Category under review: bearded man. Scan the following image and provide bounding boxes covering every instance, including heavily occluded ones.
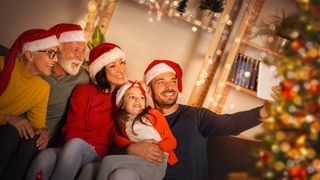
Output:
[44,23,90,146]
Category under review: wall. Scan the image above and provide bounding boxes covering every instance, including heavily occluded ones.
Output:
[104,0,214,104]
[0,0,87,46]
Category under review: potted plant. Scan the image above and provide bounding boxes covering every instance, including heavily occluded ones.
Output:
[254,9,293,53]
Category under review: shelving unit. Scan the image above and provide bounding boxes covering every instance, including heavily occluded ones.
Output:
[241,39,283,58]
[207,0,266,113]
[224,81,257,96]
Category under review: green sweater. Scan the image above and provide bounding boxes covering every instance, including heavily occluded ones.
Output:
[43,67,90,146]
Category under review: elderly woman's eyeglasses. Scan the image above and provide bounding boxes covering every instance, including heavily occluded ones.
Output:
[37,49,60,59]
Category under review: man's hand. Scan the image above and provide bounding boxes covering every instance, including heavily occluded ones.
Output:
[260,85,281,119]
[259,103,269,119]
[127,139,164,165]
[270,85,281,101]
[36,128,49,150]
[6,115,35,139]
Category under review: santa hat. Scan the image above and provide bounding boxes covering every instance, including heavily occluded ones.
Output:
[88,43,125,82]
[144,60,183,92]
[116,80,150,108]
[49,23,86,43]
[0,29,59,95]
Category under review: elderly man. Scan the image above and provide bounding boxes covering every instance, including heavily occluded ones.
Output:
[104,59,269,180]
[25,23,90,180]
[44,23,90,146]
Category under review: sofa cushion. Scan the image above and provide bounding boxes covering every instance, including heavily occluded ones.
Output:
[207,136,261,180]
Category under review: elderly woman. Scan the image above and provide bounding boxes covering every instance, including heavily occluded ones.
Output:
[0,29,59,180]
[38,43,127,180]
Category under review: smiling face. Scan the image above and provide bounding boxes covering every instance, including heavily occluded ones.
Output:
[105,58,126,91]
[28,46,59,76]
[58,42,86,75]
[149,72,179,110]
[123,86,146,116]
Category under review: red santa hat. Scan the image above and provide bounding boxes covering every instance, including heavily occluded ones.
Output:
[49,23,86,43]
[88,43,125,82]
[144,60,183,92]
[0,29,59,95]
[115,80,150,108]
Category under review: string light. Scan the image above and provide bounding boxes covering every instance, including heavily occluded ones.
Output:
[192,26,198,32]
[132,0,222,33]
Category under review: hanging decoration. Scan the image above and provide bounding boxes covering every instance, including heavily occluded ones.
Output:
[176,0,188,13]
[176,0,226,13]
[133,0,224,33]
[87,26,105,50]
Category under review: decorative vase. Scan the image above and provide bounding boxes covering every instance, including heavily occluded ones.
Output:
[267,35,290,53]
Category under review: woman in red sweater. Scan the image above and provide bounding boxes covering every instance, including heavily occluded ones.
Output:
[96,80,177,180]
[47,43,127,180]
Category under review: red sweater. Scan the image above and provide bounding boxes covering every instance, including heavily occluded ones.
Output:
[114,109,178,165]
[62,84,116,159]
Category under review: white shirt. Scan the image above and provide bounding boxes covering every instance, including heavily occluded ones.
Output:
[125,115,162,142]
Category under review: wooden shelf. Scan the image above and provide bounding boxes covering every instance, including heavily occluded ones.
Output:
[225,81,257,97]
[241,39,283,58]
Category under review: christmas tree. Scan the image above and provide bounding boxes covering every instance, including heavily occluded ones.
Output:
[255,0,320,179]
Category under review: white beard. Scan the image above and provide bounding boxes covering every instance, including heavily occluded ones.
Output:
[58,59,83,75]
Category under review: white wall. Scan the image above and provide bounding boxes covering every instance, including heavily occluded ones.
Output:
[105,0,213,104]
[0,0,88,46]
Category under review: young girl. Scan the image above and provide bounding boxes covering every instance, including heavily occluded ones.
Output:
[97,80,178,180]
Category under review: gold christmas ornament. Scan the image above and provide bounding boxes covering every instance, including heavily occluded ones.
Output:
[308,47,318,58]
[274,161,285,171]
[293,96,303,106]
[271,144,280,153]
[287,148,300,158]
[280,141,291,152]
[276,131,286,141]
[309,132,318,141]
[306,148,316,159]
[296,135,306,145]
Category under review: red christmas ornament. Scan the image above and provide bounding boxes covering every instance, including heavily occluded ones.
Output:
[283,79,294,88]
[288,166,307,180]
[291,40,304,51]
[311,5,320,17]
[260,150,272,165]
[308,103,320,114]
[282,88,295,99]
[310,82,319,93]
